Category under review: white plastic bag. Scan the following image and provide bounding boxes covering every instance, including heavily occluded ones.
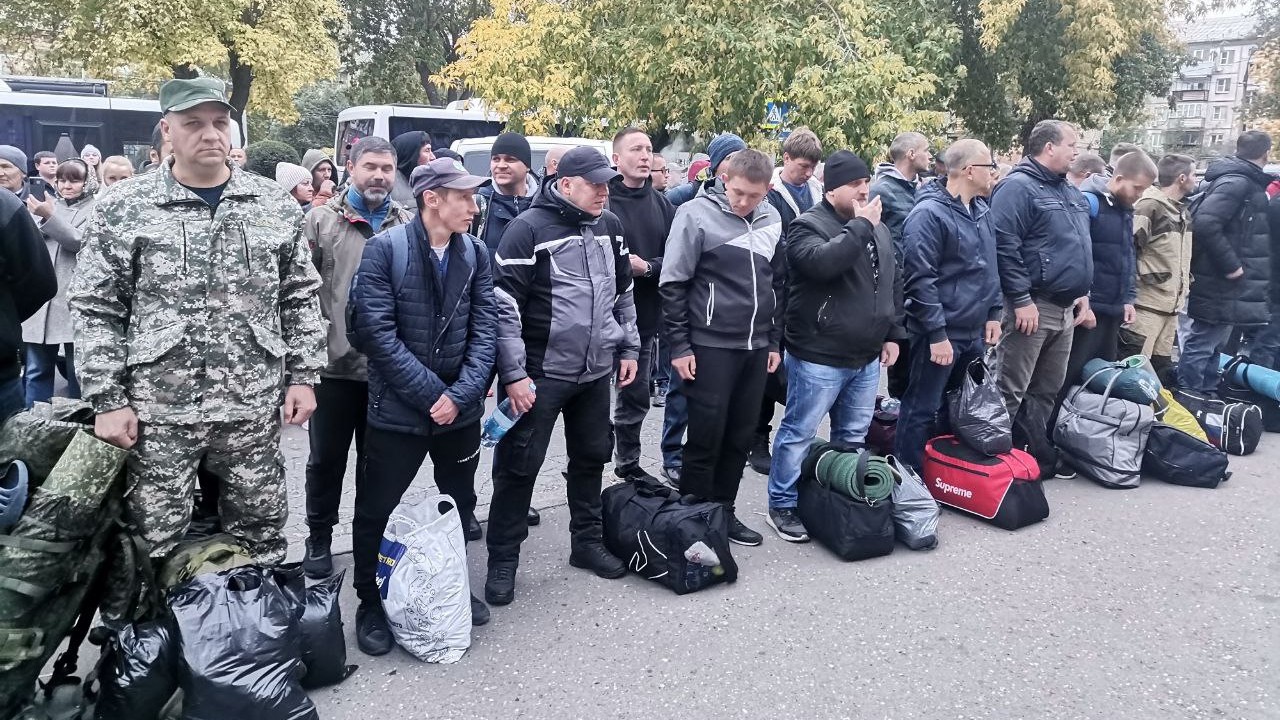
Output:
[376,494,471,663]
[886,456,940,550]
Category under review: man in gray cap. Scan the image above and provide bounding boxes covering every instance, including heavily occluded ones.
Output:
[347,156,498,654]
[69,77,325,564]
[485,146,640,606]
[0,146,29,198]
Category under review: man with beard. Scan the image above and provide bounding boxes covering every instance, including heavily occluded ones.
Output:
[299,135,413,577]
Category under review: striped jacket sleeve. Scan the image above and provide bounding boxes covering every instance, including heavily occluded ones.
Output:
[493,217,537,384]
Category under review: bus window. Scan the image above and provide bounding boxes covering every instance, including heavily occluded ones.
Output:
[387,117,504,151]
[335,118,375,167]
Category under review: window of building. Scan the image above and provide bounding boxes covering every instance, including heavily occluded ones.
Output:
[1215,77,1232,93]
[1211,106,1226,120]
[1220,49,1237,64]
[1209,133,1224,145]
[1192,49,1205,60]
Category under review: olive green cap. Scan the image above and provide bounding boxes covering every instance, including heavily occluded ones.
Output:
[159,77,233,114]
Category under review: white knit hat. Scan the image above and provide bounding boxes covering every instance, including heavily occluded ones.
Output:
[274,162,310,193]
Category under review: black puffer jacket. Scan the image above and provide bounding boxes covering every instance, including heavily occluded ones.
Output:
[1187,157,1275,326]
[0,189,57,383]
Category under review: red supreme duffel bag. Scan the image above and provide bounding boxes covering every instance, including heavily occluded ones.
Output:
[921,436,1049,530]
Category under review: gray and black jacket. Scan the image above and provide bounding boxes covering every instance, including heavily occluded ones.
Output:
[660,183,784,357]
[493,178,640,385]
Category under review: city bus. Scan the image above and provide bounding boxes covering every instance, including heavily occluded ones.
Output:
[333,103,505,169]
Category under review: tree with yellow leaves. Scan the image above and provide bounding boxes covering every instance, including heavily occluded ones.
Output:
[1,0,341,140]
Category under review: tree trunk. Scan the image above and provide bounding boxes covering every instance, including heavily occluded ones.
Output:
[227,51,253,148]
[171,64,199,79]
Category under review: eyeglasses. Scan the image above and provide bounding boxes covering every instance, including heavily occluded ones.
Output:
[966,162,1000,171]
[652,168,671,175]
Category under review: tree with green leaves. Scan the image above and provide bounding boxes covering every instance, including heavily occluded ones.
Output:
[0,0,342,141]
[1246,0,1280,129]
[341,0,489,105]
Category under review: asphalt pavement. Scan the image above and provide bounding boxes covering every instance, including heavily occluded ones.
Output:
[280,396,1279,720]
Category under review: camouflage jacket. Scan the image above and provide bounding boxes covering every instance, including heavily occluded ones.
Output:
[68,159,325,424]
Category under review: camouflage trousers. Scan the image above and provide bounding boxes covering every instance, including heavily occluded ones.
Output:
[126,410,287,563]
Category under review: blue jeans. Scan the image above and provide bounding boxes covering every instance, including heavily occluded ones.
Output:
[24,342,79,407]
[1177,317,1234,393]
[659,341,687,469]
[767,355,879,508]
[0,376,23,422]
[895,335,986,470]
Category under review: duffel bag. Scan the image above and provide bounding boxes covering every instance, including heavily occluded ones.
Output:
[797,476,894,561]
[922,435,1048,530]
[1082,355,1161,405]
[1155,389,1209,442]
[1174,388,1263,456]
[1142,424,1231,489]
[864,397,898,456]
[602,477,737,594]
[1220,356,1280,432]
[1053,367,1155,489]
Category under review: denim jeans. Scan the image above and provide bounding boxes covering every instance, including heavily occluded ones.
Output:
[767,355,880,508]
[894,335,986,470]
[0,376,23,422]
[24,342,79,407]
[1177,317,1234,393]
[659,341,688,469]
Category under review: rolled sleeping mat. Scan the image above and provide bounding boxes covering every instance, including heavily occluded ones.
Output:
[1220,353,1280,402]
[1082,355,1162,405]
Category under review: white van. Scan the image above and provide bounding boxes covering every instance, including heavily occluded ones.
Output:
[334,104,505,169]
[452,136,612,178]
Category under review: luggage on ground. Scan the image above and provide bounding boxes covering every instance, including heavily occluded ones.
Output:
[170,565,318,720]
[885,455,939,550]
[1142,424,1231,489]
[865,396,899,455]
[1082,355,1162,405]
[796,441,895,561]
[1174,388,1263,456]
[1220,356,1280,432]
[94,617,180,719]
[1219,352,1280,402]
[948,352,1013,455]
[922,436,1048,530]
[602,476,738,594]
[1155,389,1208,442]
[377,494,472,663]
[1053,370,1155,489]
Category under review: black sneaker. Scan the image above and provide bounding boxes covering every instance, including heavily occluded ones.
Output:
[470,593,490,626]
[614,464,658,482]
[728,513,764,546]
[747,433,772,475]
[1052,459,1077,479]
[355,600,394,656]
[568,542,627,579]
[302,535,332,579]
[526,506,541,526]
[464,512,483,542]
[485,562,517,605]
[765,507,809,543]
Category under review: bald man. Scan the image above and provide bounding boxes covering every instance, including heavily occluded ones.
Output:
[895,139,1003,470]
[543,146,568,179]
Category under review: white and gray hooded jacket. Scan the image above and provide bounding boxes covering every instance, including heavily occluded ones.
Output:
[493,180,640,385]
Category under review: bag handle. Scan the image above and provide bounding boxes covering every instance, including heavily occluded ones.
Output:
[1072,363,1124,405]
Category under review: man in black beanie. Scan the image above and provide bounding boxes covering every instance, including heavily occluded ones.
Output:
[473,132,538,259]
[764,150,905,543]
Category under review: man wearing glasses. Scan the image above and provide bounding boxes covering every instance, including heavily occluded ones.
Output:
[895,139,1004,470]
[650,155,671,192]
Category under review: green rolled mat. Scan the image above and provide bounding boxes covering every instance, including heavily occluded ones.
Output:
[811,442,895,503]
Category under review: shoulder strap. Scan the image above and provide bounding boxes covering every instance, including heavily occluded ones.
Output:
[1085,192,1100,219]
[387,224,410,296]
[462,233,478,268]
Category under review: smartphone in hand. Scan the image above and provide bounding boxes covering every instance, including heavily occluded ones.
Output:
[26,178,47,201]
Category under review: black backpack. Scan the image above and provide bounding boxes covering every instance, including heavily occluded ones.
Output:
[1142,424,1231,488]
[601,477,738,594]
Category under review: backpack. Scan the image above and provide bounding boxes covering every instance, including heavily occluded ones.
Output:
[345,226,478,353]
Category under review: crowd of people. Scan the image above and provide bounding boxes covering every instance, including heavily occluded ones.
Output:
[1,76,1278,662]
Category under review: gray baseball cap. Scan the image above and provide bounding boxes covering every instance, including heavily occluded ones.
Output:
[410,157,491,196]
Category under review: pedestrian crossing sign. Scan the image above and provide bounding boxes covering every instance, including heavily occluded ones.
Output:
[762,99,788,129]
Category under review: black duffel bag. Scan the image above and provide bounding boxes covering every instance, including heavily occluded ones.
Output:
[1142,424,1231,489]
[1219,356,1280,432]
[602,477,738,594]
[796,444,894,561]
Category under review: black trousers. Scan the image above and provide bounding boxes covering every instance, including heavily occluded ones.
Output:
[352,422,480,602]
[681,346,769,510]
[614,332,655,470]
[1052,313,1122,427]
[305,378,368,537]
[487,375,612,565]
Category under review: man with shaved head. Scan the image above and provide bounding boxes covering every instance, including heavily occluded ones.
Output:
[1067,152,1106,188]
[543,145,568,179]
[895,138,1003,470]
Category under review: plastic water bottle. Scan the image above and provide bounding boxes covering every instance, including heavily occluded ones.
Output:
[480,382,535,448]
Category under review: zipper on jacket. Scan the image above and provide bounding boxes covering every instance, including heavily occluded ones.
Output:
[434,263,475,350]
[239,225,251,270]
[817,297,830,325]
[706,282,716,326]
[179,222,189,274]
[745,216,757,349]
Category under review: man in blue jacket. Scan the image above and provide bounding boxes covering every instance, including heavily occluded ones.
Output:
[895,139,1003,471]
[990,120,1093,472]
[348,157,498,655]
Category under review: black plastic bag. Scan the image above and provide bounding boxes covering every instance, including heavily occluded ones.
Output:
[270,563,355,688]
[948,353,1013,455]
[95,619,180,720]
[169,565,317,720]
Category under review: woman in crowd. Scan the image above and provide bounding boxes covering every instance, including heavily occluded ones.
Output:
[22,159,96,405]
[99,156,135,187]
[389,130,433,205]
[80,144,102,193]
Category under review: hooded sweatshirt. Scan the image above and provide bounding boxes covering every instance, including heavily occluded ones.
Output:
[608,176,675,337]
[660,182,784,357]
[473,173,540,258]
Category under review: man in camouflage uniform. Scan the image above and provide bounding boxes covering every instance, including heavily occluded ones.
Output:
[68,78,325,563]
